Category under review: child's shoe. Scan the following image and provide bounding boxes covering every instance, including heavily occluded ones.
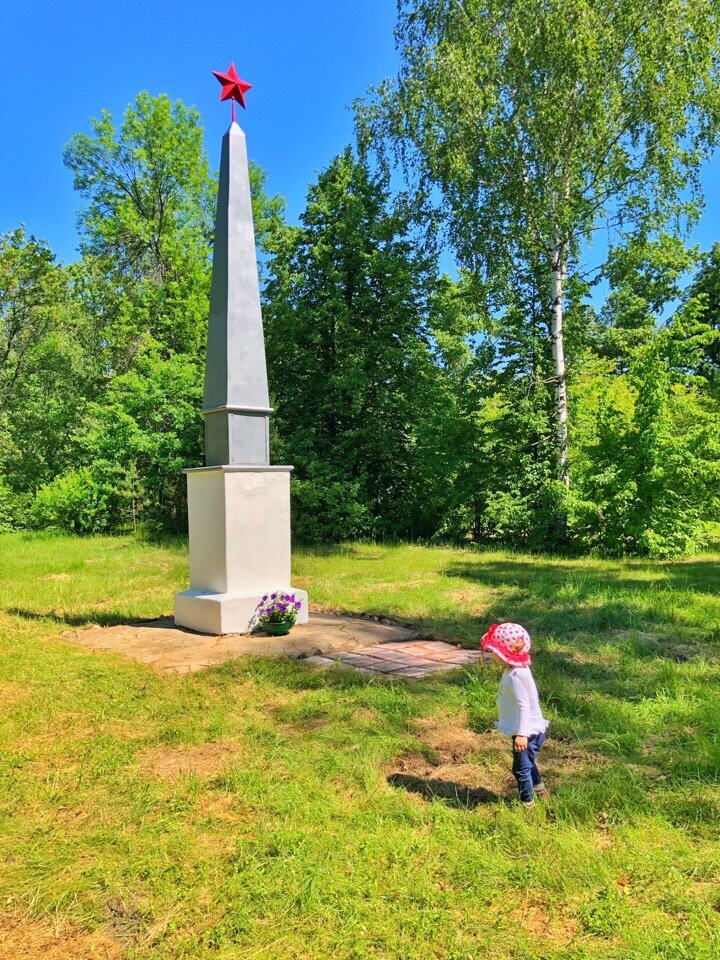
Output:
[535,783,549,799]
[521,799,536,810]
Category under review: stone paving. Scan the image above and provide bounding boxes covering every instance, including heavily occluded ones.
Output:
[305,640,481,678]
[64,614,420,674]
[64,615,479,679]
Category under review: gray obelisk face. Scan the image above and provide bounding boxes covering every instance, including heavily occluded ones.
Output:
[203,122,271,466]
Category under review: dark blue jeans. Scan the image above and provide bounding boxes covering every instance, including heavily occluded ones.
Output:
[512,732,546,802]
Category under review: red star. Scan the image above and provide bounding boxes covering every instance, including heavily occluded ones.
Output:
[212,63,252,110]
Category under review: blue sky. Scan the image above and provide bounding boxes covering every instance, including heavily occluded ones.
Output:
[0,0,718,272]
[0,0,398,263]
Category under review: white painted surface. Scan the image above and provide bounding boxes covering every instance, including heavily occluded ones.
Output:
[186,469,228,592]
[174,466,307,635]
[175,587,309,636]
[224,470,291,592]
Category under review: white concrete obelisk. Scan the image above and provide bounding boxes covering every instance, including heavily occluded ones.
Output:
[174,119,308,635]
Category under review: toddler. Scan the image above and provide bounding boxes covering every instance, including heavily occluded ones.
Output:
[481,622,549,809]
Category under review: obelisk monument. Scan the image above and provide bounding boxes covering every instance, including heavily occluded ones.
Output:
[174,65,308,635]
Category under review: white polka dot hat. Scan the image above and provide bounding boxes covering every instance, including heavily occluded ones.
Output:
[480,622,532,667]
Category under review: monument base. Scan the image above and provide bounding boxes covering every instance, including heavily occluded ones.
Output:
[173,464,308,636]
[174,587,309,636]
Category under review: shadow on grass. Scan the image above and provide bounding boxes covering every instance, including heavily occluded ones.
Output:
[296,543,389,559]
[6,607,170,629]
[387,773,503,809]
[442,556,720,641]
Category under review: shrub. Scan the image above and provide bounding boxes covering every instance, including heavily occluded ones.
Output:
[0,479,28,532]
[291,471,372,543]
[30,468,120,535]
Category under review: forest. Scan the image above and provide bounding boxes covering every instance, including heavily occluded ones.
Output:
[2,1,720,557]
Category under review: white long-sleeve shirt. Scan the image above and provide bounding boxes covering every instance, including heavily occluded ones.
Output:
[495,667,549,737]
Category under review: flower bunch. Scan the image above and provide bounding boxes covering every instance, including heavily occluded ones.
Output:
[255,591,302,625]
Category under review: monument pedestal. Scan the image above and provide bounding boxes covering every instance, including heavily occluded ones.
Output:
[174,465,308,635]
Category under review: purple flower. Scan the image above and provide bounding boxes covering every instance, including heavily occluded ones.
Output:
[295,601,302,609]
[271,592,277,600]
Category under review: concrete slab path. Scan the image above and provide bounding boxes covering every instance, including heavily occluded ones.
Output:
[305,640,481,679]
[64,614,421,674]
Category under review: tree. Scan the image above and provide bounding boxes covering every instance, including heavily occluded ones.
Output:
[264,148,443,540]
[570,328,720,556]
[359,0,720,487]
[0,231,102,495]
[80,351,204,533]
[64,92,287,369]
[64,92,215,367]
[569,235,720,555]
[1,229,66,414]
[596,233,701,369]
[685,241,720,387]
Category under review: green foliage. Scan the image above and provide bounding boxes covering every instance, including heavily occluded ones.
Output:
[0,480,27,533]
[571,328,720,557]
[363,0,720,269]
[359,0,720,487]
[685,241,720,386]
[0,231,103,495]
[291,468,372,543]
[265,147,446,539]
[3,79,720,555]
[599,234,702,365]
[83,350,204,533]
[30,467,120,534]
[0,228,65,413]
[580,886,624,937]
[44,93,287,535]
[64,92,214,366]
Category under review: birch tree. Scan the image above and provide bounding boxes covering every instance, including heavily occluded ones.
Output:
[358,0,720,486]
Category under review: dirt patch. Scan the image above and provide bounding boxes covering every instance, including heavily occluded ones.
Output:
[414,713,485,763]
[389,748,505,795]
[506,902,578,946]
[364,579,430,591]
[540,740,609,785]
[0,682,32,708]
[593,829,615,850]
[193,793,246,855]
[353,707,380,724]
[138,740,240,780]
[40,573,71,582]
[388,713,608,804]
[197,791,239,821]
[388,770,501,807]
[450,589,489,614]
[104,897,146,947]
[0,913,122,960]
[389,713,509,803]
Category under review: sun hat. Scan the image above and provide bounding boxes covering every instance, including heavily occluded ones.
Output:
[480,622,532,668]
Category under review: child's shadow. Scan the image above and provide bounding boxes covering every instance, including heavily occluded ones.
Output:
[387,773,503,809]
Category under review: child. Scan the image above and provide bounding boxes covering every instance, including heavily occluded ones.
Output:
[481,622,549,809]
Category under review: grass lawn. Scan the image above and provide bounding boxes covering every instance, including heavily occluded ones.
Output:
[1,532,719,958]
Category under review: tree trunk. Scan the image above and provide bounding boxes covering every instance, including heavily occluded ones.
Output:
[550,245,570,488]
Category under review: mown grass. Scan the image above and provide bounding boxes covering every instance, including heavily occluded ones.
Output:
[1,532,719,958]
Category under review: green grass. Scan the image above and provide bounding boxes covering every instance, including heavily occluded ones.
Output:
[1,532,720,958]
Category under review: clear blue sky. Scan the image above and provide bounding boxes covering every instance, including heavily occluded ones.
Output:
[0,0,718,270]
[0,0,398,263]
